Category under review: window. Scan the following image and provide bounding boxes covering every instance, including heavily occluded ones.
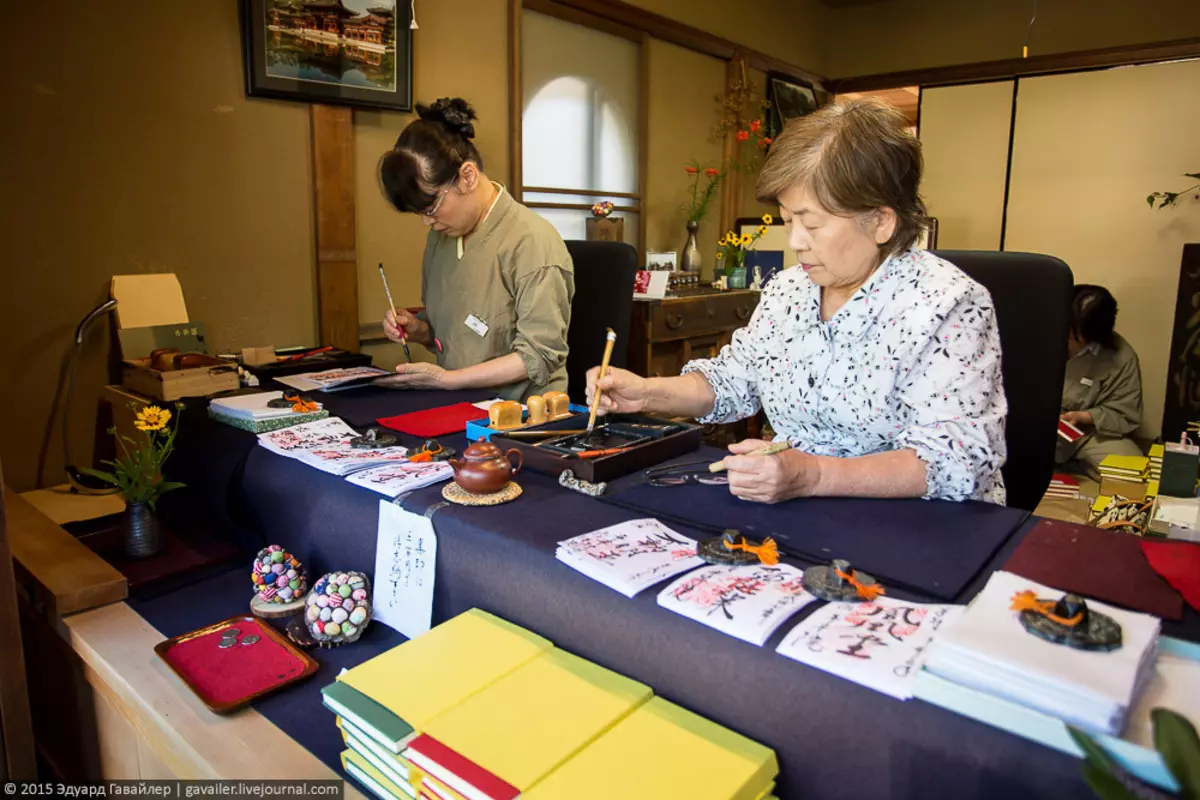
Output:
[520,10,641,250]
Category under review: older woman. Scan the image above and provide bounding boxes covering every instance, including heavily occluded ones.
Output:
[588,98,1007,504]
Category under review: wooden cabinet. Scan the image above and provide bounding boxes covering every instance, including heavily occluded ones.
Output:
[627,288,760,378]
[627,288,761,445]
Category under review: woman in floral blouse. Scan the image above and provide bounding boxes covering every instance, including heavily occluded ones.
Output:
[588,98,1007,505]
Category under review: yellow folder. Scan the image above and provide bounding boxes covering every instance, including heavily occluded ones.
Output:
[522,697,778,800]
[422,648,652,791]
[339,609,552,734]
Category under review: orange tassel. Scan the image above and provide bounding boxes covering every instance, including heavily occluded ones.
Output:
[834,567,885,601]
[1009,590,1083,627]
[723,536,780,565]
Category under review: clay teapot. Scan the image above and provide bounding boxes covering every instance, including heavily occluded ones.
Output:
[449,439,522,495]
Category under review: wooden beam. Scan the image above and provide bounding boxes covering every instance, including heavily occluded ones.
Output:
[509,0,524,202]
[310,105,359,352]
[537,0,826,90]
[524,0,642,43]
[830,36,1200,93]
[637,31,649,262]
[523,186,642,200]
[0,468,36,779]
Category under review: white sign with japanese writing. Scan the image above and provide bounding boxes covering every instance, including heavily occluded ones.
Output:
[373,500,437,638]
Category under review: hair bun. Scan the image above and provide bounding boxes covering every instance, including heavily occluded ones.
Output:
[417,97,477,141]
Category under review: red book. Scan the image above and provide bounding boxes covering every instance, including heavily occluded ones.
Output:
[1058,419,1084,443]
[406,734,520,800]
[378,403,487,438]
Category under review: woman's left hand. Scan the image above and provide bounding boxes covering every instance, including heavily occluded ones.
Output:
[378,362,457,390]
[724,440,822,504]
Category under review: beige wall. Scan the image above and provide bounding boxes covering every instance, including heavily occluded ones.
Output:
[919,81,1015,250]
[1005,59,1200,439]
[644,40,727,279]
[824,0,1200,78]
[629,0,826,73]
[0,1,315,491]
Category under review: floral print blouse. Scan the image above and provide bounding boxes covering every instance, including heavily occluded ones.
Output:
[683,249,1007,504]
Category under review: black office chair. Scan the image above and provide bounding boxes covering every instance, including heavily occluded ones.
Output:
[563,241,637,404]
[933,251,1074,511]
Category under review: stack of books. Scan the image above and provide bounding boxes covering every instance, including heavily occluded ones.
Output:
[924,571,1160,735]
[1097,454,1151,501]
[1147,444,1164,497]
[325,609,779,800]
[1043,474,1081,500]
[209,391,329,433]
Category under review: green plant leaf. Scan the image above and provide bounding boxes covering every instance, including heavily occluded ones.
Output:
[1152,708,1200,799]
[156,481,187,495]
[1147,194,1157,207]
[1184,173,1200,180]
[1069,726,1122,774]
[79,467,119,486]
[1078,762,1138,800]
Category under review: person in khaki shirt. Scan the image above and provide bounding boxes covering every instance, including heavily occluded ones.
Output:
[1056,285,1144,479]
[377,97,574,401]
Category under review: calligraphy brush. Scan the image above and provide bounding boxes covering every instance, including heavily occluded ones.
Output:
[586,328,618,435]
[378,263,412,363]
[576,446,632,459]
[708,441,792,472]
[502,429,588,439]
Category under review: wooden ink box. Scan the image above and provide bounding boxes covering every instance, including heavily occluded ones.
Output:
[492,412,702,483]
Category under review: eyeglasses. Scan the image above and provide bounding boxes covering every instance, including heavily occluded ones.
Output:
[420,183,454,218]
[645,461,729,487]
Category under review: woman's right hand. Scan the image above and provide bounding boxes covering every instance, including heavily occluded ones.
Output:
[384,308,430,347]
[586,366,650,415]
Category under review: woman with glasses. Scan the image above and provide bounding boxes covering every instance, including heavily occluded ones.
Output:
[377,97,574,401]
[588,99,1007,506]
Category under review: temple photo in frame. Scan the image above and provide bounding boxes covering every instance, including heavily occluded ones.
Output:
[241,0,413,111]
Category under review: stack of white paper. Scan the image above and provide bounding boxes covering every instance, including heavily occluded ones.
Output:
[211,391,321,421]
[923,571,1160,734]
[257,418,410,476]
[776,597,964,699]
[657,563,816,646]
[555,519,704,598]
[346,461,453,498]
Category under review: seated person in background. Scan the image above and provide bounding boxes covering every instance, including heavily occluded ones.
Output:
[378,97,574,401]
[588,98,1008,505]
[1056,284,1144,478]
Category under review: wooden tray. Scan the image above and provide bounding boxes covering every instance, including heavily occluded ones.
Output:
[493,413,702,483]
[154,614,319,714]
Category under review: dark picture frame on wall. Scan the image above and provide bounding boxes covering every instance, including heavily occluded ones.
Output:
[240,0,413,112]
[766,73,818,139]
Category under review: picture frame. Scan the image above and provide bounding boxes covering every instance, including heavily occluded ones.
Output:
[240,0,413,112]
[766,73,818,139]
[646,251,677,271]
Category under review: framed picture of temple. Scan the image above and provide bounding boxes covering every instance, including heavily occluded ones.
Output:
[240,0,413,112]
[765,74,817,140]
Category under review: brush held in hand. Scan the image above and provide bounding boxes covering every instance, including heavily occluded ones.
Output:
[587,328,618,434]
[709,441,792,473]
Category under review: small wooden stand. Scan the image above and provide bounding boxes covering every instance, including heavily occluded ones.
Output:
[586,216,624,242]
[250,594,308,619]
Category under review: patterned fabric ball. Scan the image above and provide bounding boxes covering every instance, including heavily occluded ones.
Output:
[305,570,372,644]
[252,545,308,604]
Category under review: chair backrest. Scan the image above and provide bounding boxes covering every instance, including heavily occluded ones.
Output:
[933,250,1074,511]
[564,241,638,404]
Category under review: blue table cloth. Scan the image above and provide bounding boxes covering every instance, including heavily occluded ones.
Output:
[132,391,1198,799]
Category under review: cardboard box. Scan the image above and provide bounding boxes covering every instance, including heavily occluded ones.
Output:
[1098,476,1147,502]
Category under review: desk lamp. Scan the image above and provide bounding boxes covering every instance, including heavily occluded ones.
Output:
[63,299,120,494]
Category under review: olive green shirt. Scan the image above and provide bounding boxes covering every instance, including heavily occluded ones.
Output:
[420,187,574,401]
[1057,333,1143,459]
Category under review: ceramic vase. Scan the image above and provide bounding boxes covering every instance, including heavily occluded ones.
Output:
[680,221,701,274]
[123,501,161,559]
[728,265,747,290]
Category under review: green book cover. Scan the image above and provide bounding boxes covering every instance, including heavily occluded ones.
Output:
[322,680,415,753]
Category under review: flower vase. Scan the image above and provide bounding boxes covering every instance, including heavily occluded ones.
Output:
[680,221,701,274]
[728,265,747,290]
[123,502,162,559]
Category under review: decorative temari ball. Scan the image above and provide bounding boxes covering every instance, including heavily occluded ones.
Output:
[251,545,308,604]
[305,570,372,644]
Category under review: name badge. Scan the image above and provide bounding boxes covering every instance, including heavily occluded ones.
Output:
[465,314,489,337]
[1080,378,1095,387]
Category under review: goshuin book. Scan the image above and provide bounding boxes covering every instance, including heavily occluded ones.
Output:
[347,461,454,498]
[656,563,816,646]
[776,597,964,700]
[1058,419,1084,443]
[276,366,391,393]
[555,519,704,597]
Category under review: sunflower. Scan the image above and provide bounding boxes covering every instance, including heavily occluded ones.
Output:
[758,225,768,236]
[740,233,753,247]
[135,405,171,432]
[762,213,773,225]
